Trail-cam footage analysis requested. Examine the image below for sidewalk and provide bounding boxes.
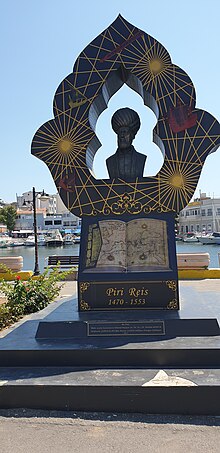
[1,410,220,453]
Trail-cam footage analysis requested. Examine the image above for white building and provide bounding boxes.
[15,190,81,231]
[16,208,47,231]
[17,190,57,214]
[179,193,220,234]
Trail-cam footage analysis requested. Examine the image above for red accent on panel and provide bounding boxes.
[168,103,197,133]
[100,31,144,63]
[59,173,75,192]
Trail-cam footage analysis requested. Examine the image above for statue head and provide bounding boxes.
[111,108,141,150]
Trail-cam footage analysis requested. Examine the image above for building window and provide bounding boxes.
[202,225,206,232]
[181,226,184,233]
[191,225,194,231]
[45,220,53,225]
[207,209,212,216]
[54,220,62,225]
[207,224,212,231]
[201,209,206,216]
[186,211,189,217]
[185,225,188,233]
[196,225,200,232]
[217,208,220,216]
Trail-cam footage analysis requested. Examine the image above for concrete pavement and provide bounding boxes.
[1,410,220,453]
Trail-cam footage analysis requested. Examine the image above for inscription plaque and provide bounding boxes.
[79,280,178,311]
[87,320,165,336]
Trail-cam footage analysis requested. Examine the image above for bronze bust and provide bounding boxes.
[106,108,146,179]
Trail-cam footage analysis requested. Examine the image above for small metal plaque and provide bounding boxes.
[87,320,165,336]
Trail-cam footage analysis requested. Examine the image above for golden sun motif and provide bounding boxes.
[58,139,74,154]
[168,173,185,189]
[149,57,165,74]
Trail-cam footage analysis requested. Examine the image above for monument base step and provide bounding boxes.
[1,346,220,367]
[1,282,220,414]
[35,318,220,340]
[0,366,220,414]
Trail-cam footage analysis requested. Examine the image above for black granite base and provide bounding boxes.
[1,348,220,367]
[35,318,220,340]
[1,384,220,415]
[1,281,220,413]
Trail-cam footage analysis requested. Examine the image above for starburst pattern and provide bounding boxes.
[31,15,220,217]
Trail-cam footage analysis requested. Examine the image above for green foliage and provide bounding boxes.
[0,304,15,330]
[0,264,74,330]
[0,205,17,232]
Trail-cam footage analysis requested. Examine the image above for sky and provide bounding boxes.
[1,0,220,202]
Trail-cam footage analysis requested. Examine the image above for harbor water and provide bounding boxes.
[0,244,80,273]
[0,242,220,273]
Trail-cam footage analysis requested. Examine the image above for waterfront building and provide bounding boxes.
[17,190,57,214]
[16,208,46,231]
[0,224,7,233]
[179,193,220,234]
[15,190,81,232]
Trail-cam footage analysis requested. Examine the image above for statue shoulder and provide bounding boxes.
[134,149,147,164]
[106,154,117,170]
[106,153,119,179]
[106,154,116,164]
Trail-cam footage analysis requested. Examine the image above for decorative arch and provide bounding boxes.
[86,66,162,173]
[31,15,220,216]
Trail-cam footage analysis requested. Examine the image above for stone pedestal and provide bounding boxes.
[78,212,179,311]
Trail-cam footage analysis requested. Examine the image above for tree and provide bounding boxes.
[0,205,17,232]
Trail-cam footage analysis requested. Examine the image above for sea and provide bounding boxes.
[0,242,220,273]
[0,244,80,274]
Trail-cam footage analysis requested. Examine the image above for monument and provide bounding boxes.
[2,16,220,417]
[32,15,220,323]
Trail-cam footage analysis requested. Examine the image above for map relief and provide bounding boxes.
[84,218,169,272]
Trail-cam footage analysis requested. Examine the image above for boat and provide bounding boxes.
[198,232,220,245]
[182,232,198,243]
[38,234,46,246]
[73,235,81,244]
[46,230,63,247]
[0,238,9,248]
[8,239,25,247]
[63,234,75,245]
[24,234,46,246]
[24,235,35,246]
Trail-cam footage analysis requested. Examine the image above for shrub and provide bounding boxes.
[0,304,15,330]
[0,264,74,330]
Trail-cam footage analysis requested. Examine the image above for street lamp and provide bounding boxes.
[32,187,40,275]
[22,188,41,275]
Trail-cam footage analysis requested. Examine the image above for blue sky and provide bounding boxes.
[1,0,220,202]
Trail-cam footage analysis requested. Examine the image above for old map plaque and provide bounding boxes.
[84,218,169,273]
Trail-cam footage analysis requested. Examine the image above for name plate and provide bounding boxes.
[87,320,165,336]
